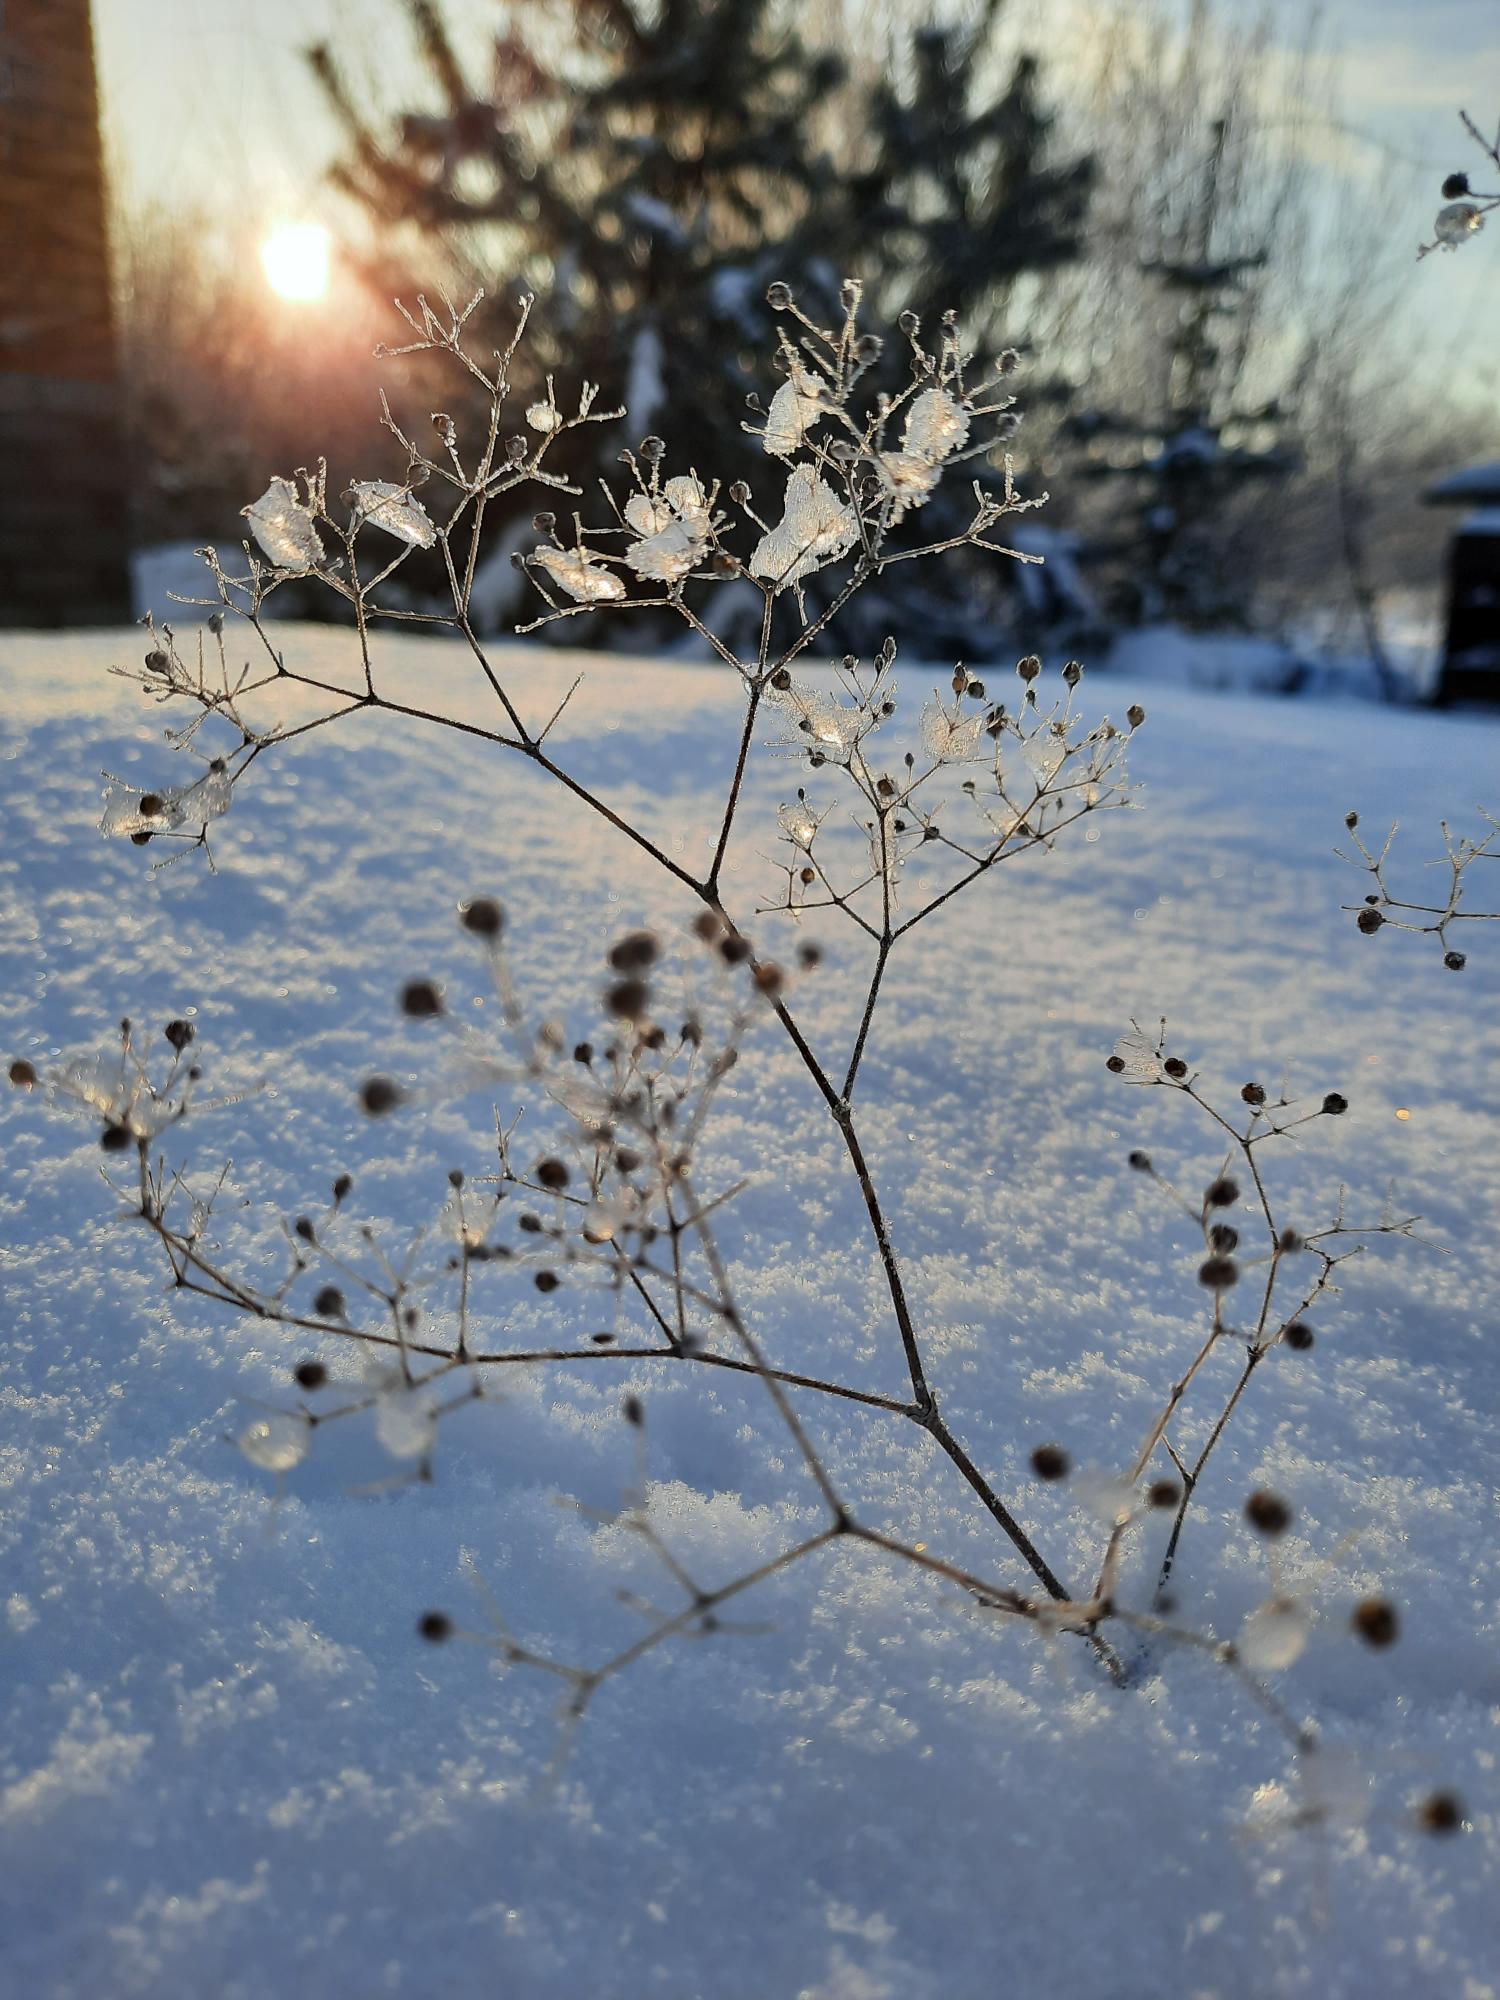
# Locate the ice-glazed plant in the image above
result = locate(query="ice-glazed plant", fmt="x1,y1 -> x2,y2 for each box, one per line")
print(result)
8,281 -> 1462,1836
1418,107 -> 1500,257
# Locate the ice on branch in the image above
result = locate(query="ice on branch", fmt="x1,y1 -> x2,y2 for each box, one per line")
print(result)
758,358 -> 828,458
238,1412 -> 311,1475
242,475 -> 325,572
100,758 -> 233,841
919,698 -> 985,764
623,474 -> 713,583
531,545 -> 626,603
875,387 -> 972,522
1433,201 -> 1484,247
349,480 -> 437,548
749,464 -> 858,588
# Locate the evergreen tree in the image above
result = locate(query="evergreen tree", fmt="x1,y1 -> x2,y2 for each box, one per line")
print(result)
1064,114 -> 1300,630
308,0 -> 1093,646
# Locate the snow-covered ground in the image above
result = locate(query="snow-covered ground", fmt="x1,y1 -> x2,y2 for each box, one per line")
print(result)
1,625 -> 1497,2000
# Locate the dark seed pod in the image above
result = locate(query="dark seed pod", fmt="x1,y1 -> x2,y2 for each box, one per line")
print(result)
1441,172 -> 1470,199
1444,950 -> 1466,972
164,1019 -> 195,1052
359,1076 -> 404,1116
1321,1092 -> 1348,1116
1241,1082 -> 1265,1106
608,931 -> 659,973
1017,655 -> 1041,683
1356,906 -> 1384,934
9,1059 -> 37,1088
1128,1149 -> 1152,1172
313,1285 -> 346,1319
1062,661 -> 1082,687
294,1360 -> 328,1391
1197,1256 -> 1239,1290
400,979 -> 444,1019
1127,704 -> 1145,728
1147,1479 -> 1181,1509
1205,1177 -> 1239,1208
1163,1057 -> 1188,1080
1351,1597 -> 1399,1648
332,1174 -> 353,1204
418,1611 -> 453,1643
1030,1443 -> 1069,1481
1209,1223 -> 1238,1254
1418,1791 -> 1462,1833
535,1158 -> 570,1190
534,1270 -> 559,1292
1244,1489 -> 1292,1537
1106,1055 -> 1126,1073
460,897 -> 504,940
100,1123 -> 132,1153
765,281 -> 793,311
606,977 -> 650,1019
623,1394 -> 645,1428
1283,1322 -> 1314,1351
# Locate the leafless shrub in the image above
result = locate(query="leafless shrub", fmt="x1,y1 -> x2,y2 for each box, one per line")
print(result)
8,282 -> 1461,1837
1339,809 -> 1499,970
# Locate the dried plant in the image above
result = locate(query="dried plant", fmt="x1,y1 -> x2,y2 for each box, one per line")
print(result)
7,281 -> 1463,1842
1339,808 -> 1499,970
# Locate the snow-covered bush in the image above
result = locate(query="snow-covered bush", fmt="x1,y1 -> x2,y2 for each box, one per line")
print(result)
8,282 -> 1464,1839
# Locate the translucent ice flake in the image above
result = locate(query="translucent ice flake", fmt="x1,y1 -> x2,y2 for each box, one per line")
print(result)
531,546 -> 626,603
1021,725 -> 1068,788
238,1412 -> 310,1474
242,476 -> 325,572
100,778 -> 187,839
374,1382 -> 438,1460
872,450 -> 941,518
770,681 -> 864,762
349,480 -> 437,548
903,386 -> 970,462
919,698 -> 984,763
759,361 -> 826,458
1238,1596 -> 1311,1672
777,800 -> 822,847
623,475 -> 712,582
749,465 -> 858,587
1434,201 -> 1484,247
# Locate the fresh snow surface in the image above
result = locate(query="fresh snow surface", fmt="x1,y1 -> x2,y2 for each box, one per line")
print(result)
1,625 -> 1497,2000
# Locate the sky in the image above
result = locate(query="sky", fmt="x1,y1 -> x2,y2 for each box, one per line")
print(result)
88,0 -> 1500,405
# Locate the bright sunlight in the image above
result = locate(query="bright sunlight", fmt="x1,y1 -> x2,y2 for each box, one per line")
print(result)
260,221 -> 331,302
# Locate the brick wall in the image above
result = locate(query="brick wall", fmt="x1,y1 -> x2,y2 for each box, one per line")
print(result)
0,0 -> 131,624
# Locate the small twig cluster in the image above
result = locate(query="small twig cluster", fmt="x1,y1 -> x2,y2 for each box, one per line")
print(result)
1339,808 -> 1499,969
1417,108 -> 1500,257
8,284 -> 1465,1842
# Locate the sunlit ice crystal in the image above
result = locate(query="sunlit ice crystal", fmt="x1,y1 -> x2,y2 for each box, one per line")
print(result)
242,476 -> 325,572
1237,1595 -> 1311,1672
238,1412 -> 310,1474
374,1383 -> 438,1460
1434,201 -> 1484,247
350,480 -> 437,548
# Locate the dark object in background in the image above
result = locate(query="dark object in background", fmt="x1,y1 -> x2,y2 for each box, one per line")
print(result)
0,0 -> 132,625
1425,460 -> 1500,706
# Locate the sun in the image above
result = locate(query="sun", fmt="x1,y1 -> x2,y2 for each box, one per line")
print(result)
260,222 -> 331,303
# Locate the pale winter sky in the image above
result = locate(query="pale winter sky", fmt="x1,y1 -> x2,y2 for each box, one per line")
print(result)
91,0 -> 1500,399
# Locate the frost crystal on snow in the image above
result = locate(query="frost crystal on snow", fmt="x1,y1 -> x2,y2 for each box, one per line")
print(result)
350,480 -> 437,548
1434,201 -> 1484,247
238,1413 -> 310,1474
531,546 -> 626,603
749,465 -> 858,587
623,475 -> 712,582
242,476 -> 325,572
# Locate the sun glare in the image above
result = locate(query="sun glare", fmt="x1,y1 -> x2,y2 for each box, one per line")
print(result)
260,222 -> 331,303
